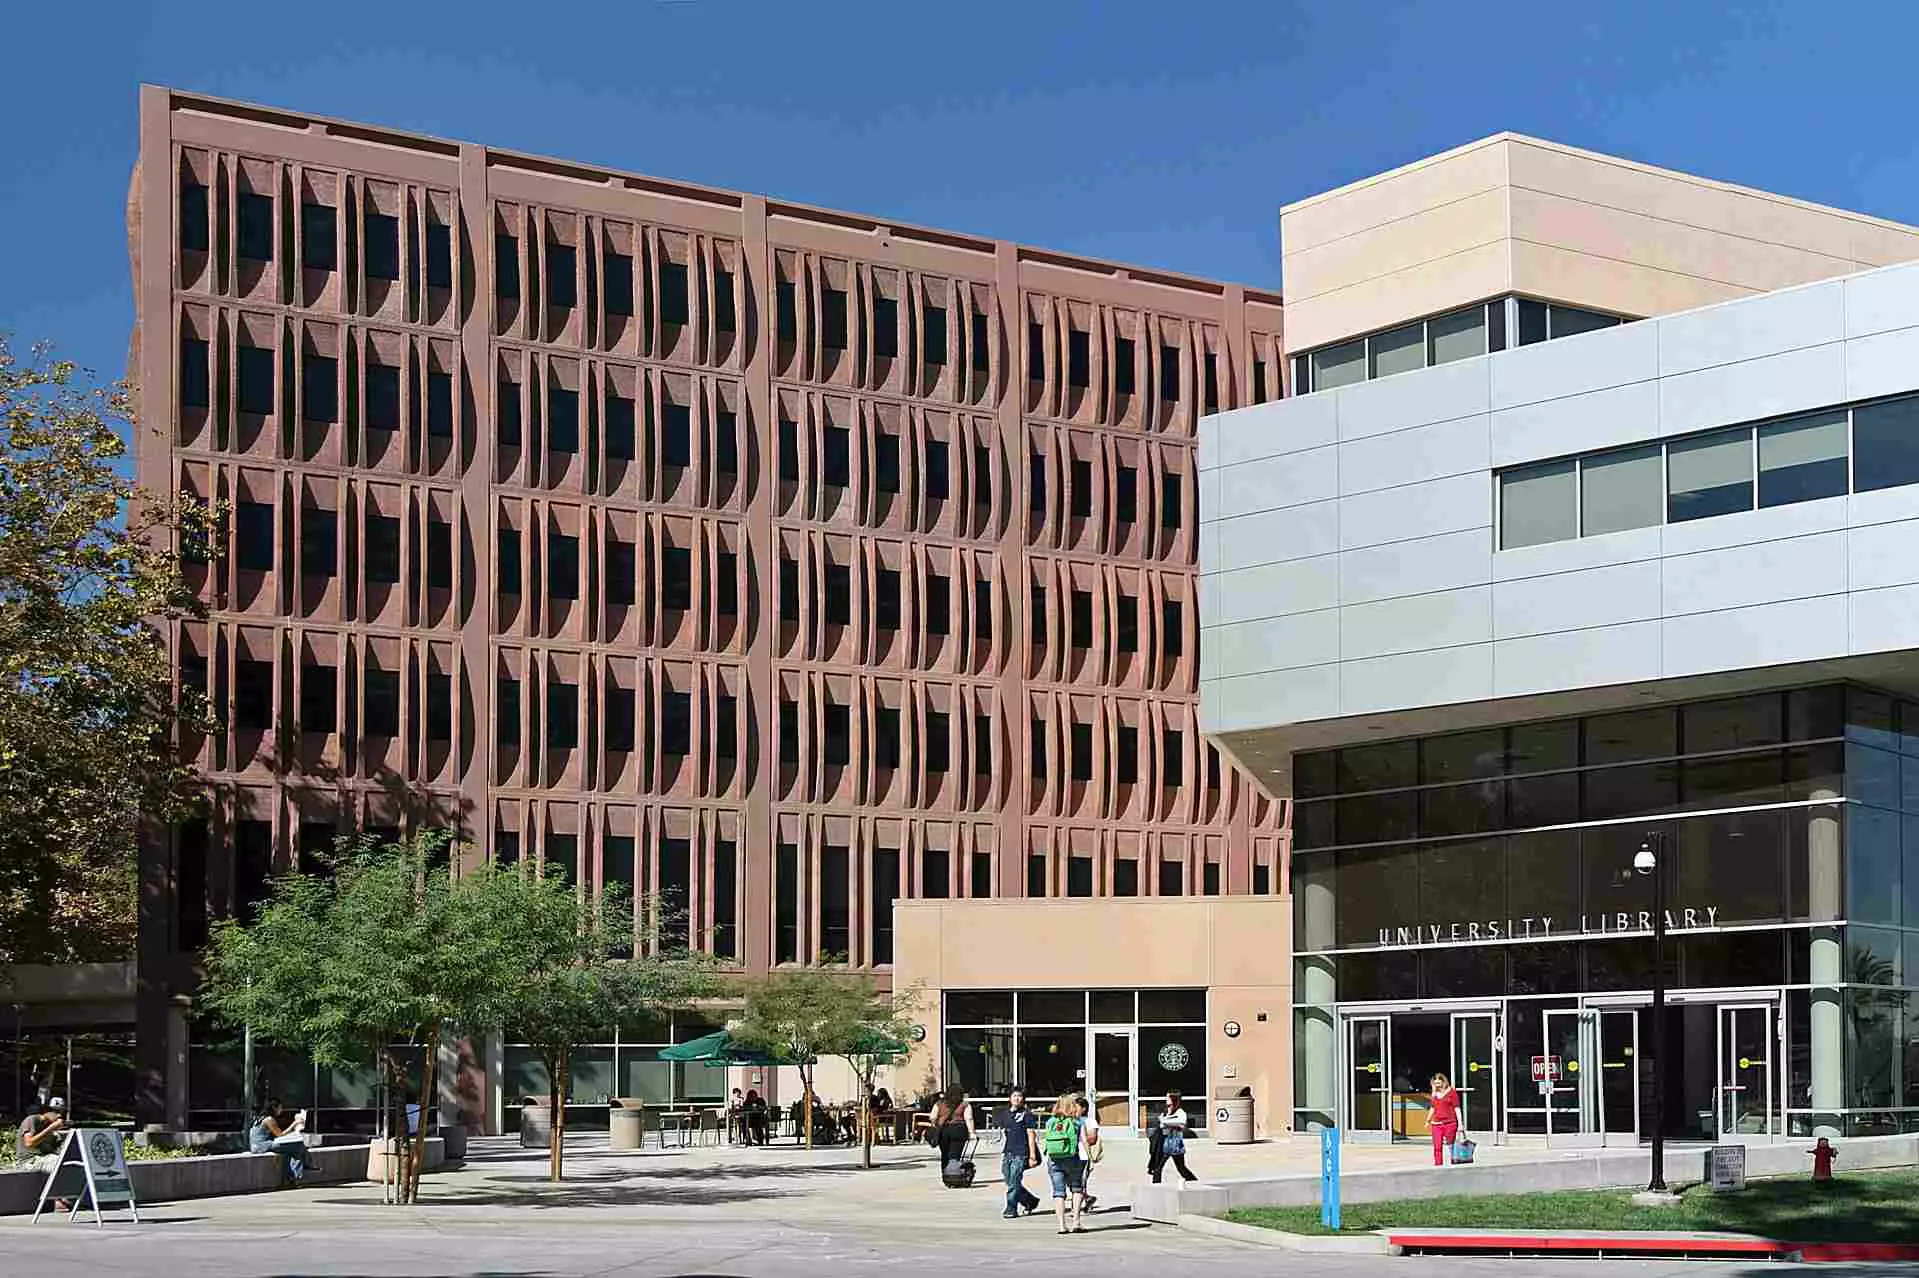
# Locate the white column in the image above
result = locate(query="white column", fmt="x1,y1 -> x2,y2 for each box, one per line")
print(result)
1807,791 -> 1843,1138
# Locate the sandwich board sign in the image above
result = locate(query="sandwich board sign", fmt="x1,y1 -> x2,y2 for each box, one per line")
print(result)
32,1128 -> 141,1225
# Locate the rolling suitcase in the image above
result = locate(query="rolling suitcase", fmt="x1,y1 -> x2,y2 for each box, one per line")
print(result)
941,1134 -> 979,1188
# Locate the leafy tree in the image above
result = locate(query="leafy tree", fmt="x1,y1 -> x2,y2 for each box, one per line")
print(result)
0,340 -> 210,963
198,834 -> 504,1204
470,867 -> 724,1182
731,969 -> 920,1166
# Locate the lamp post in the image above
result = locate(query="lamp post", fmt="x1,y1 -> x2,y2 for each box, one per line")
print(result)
1635,832 -> 1669,1195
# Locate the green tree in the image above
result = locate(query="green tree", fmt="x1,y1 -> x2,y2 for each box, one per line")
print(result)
198,835 -> 503,1204
731,969 -> 920,1166
0,340 -> 210,963
470,867 -> 724,1182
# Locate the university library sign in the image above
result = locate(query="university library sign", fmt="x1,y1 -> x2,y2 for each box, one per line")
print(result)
1376,906 -> 1722,949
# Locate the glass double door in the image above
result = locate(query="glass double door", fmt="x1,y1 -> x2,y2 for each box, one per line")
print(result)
1542,1007 -> 1643,1144
1540,1003 -> 1775,1143
1344,1012 -> 1500,1141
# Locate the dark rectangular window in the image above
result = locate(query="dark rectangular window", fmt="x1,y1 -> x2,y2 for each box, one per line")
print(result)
662,400 -> 691,468
427,370 -> 453,438
426,669 -> 452,742
496,676 -> 519,747
365,515 -> 400,585
926,439 -> 949,501
1029,452 -> 1046,513
548,531 -> 579,601
779,698 -> 799,765
716,409 -> 738,475
547,680 -> 578,750
603,251 -> 633,317
1253,862 -> 1271,895
663,545 -> 691,611
713,838 -> 737,959
300,663 -> 335,737
1115,465 -> 1137,524
971,852 -> 992,898
716,692 -> 738,762
606,539 -> 636,608
662,690 -> 691,756
364,211 -> 399,281
497,376 -> 522,447
824,703 -> 851,767
974,578 -> 993,643
822,287 -> 847,351
366,362 -> 400,432
1161,471 -> 1183,530
779,417 -> 799,482
870,848 -> 900,966
547,386 -> 579,454
714,267 -> 736,333
1517,298 -> 1549,346
605,392 -> 635,462
1030,717 -> 1047,780
923,305 -> 947,365
495,232 -> 519,300
777,280 -> 798,342
1162,599 -> 1183,658
779,556 -> 800,622
544,242 -> 576,309
426,519 -> 452,590
1027,321 -> 1045,380
1067,329 -> 1090,388
1158,857 -> 1184,897
875,433 -> 901,494
1067,856 -> 1094,898
927,572 -> 950,636
1162,727 -> 1183,788
425,222 -> 452,290
775,841 -> 799,963
235,499 -> 275,573
972,310 -> 990,373
1854,397 -> 1919,493
364,666 -> 400,737
924,847 -> 951,900
1203,860 -> 1221,896
875,706 -> 901,770
301,506 -> 336,579
234,820 -> 273,921
1253,358 -> 1267,402
717,550 -> 738,617
1117,593 -> 1138,653
874,296 -> 899,358
1114,335 -> 1136,395
1031,584 -> 1046,646
821,844 -> 850,959
973,713 -> 992,776
1116,724 -> 1138,785
1071,721 -> 1094,782
1114,858 -> 1139,897
301,203 -> 336,271
547,834 -> 578,887
926,709 -> 950,774
1204,353 -> 1219,413
176,820 -> 209,945
824,426 -> 850,487
1159,344 -> 1180,401
605,684 -> 635,753
1027,855 -> 1048,898
660,261 -> 689,325
494,830 -> 520,868
236,344 -> 274,416
237,192 -> 273,262
974,444 -> 992,504
497,526 -> 521,595
180,338 -> 210,409
824,563 -> 851,626
180,181 -> 209,253
876,567 -> 901,631
1071,458 -> 1092,518
1071,589 -> 1093,649
233,658 -> 273,730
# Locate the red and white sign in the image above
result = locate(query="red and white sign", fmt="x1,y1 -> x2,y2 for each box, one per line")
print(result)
1530,1055 -> 1562,1084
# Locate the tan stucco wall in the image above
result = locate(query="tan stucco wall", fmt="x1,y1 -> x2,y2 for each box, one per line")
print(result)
893,896 -> 1293,1135
1282,133 -> 1919,352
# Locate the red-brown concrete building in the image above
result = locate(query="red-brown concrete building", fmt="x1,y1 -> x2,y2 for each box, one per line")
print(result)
128,85 -> 1290,1130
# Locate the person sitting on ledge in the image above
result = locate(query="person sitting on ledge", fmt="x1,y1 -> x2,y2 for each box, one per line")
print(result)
249,1097 -> 308,1186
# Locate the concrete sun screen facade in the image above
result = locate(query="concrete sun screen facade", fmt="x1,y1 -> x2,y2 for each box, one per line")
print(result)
1203,148 -> 1919,1144
126,86 -> 1289,1134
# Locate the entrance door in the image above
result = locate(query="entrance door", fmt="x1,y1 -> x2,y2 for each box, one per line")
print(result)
1345,1016 -> 1391,1140
1595,1009 -> 1640,1143
1541,1008 -> 1595,1141
1717,1004 -> 1774,1139
1450,1013 -> 1499,1137
1089,1030 -> 1134,1133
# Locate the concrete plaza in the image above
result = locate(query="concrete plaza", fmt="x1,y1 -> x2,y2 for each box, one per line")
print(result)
0,1134 -> 1808,1277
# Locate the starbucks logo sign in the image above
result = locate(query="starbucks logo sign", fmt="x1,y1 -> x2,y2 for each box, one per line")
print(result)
1156,1042 -> 1191,1072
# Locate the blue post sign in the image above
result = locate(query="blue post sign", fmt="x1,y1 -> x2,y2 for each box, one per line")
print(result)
1319,1126 -> 1341,1231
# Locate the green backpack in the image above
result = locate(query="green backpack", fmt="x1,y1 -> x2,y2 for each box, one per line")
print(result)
1041,1115 -> 1081,1158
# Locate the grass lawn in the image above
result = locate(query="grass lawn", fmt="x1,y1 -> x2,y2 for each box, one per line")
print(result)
1224,1168 -> 1919,1244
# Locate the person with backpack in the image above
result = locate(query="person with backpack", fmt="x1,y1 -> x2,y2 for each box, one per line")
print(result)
1149,1090 -> 1198,1184
1040,1094 -> 1087,1234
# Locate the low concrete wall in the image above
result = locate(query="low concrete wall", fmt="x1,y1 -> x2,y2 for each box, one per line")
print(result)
0,1137 -> 446,1216
1132,1134 -> 1919,1224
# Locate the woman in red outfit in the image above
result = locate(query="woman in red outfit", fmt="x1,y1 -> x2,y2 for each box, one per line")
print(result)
1427,1073 -> 1462,1166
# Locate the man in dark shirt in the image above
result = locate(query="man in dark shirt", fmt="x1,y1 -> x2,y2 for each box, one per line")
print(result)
995,1086 -> 1040,1218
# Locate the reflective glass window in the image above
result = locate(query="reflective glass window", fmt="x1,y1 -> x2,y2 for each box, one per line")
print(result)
1684,695 -> 1783,754
1335,740 -> 1417,792
1849,805 -> 1903,926
1852,395 -> 1919,493
945,992 -> 1013,1025
1509,719 -> 1579,774
1420,729 -> 1505,784
1585,707 -> 1676,765
1500,459 -> 1577,548
1310,339 -> 1366,391
1337,845 -> 1422,946
1758,410 -> 1848,507
1667,428 -> 1754,521
1427,306 -> 1487,366
1677,809 -> 1785,925
1580,444 -> 1664,536
1368,322 -> 1425,378
1017,991 -> 1085,1024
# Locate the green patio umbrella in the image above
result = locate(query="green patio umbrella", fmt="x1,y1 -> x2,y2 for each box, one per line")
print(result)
657,1029 -> 792,1065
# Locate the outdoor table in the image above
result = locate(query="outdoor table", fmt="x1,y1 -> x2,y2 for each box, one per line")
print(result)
659,1109 -> 699,1148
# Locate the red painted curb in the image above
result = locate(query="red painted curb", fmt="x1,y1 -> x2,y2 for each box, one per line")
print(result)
1796,1242 -> 1919,1262
1386,1232 -> 1919,1262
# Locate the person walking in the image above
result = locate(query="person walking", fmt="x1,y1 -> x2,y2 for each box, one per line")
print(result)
930,1086 -> 974,1174
1073,1094 -> 1102,1214
1149,1091 -> 1198,1183
994,1086 -> 1041,1218
1427,1073 -> 1462,1167
1040,1094 -> 1086,1234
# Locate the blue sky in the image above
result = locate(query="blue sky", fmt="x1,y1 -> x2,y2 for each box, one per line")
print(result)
7,0 -> 1919,387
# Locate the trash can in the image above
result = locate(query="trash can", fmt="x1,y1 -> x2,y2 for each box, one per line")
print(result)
520,1099 -> 552,1150
609,1103 -> 644,1151
1212,1086 -> 1255,1144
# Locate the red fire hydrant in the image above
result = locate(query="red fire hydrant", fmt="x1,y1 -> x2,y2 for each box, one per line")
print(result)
1810,1136 -> 1838,1183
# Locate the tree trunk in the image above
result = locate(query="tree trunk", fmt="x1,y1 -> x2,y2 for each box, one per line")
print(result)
801,1064 -> 813,1151
383,1052 -> 403,1206
405,1032 -> 438,1205
548,1050 -> 568,1183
